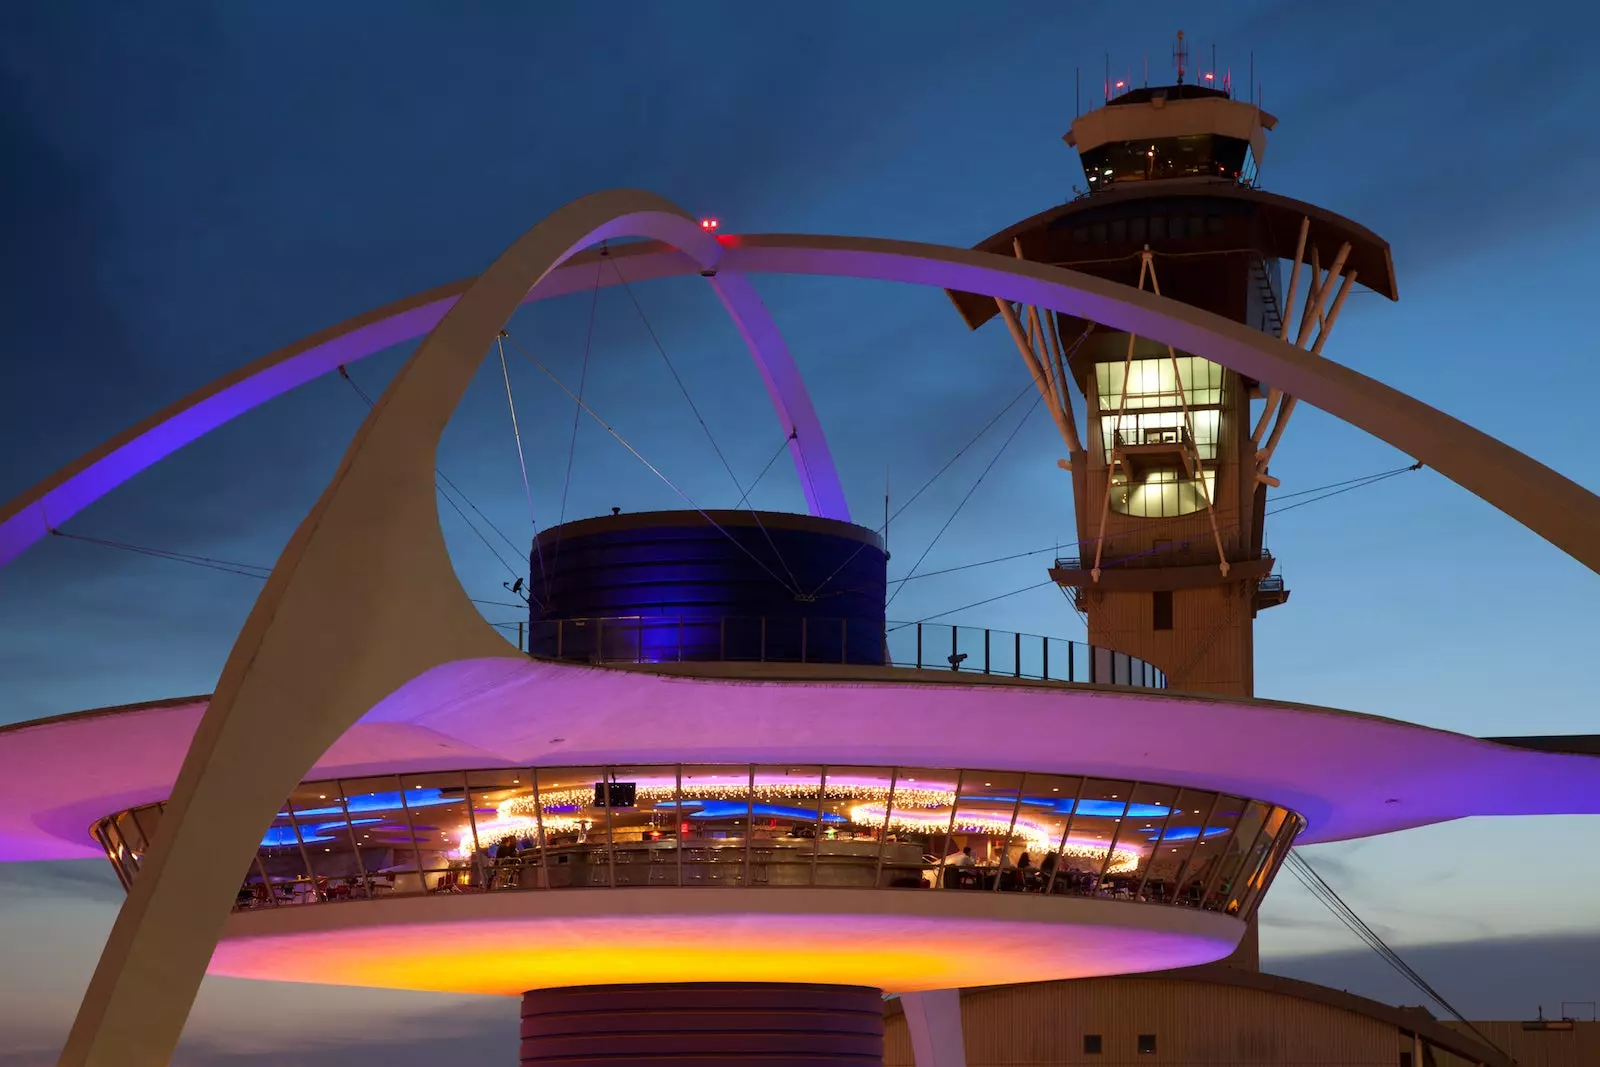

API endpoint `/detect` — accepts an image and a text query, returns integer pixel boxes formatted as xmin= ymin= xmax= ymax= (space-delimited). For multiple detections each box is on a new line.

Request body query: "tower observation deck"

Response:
xmin=947 ymin=37 xmax=1398 ymax=700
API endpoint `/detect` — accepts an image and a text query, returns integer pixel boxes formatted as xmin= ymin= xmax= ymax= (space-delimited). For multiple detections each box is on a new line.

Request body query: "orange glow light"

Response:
xmin=211 ymin=897 xmax=1237 ymax=995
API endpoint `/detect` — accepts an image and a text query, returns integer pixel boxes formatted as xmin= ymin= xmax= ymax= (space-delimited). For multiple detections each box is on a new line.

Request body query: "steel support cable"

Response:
xmin=883 ymin=462 xmax=1427 ymax=629
xmin=494 ymin=333 xmax=548 ymax=599
xmin=610 ymin=258 xmax=802 ymax=597
xmin=46 ymin=529 xmax=271 ymax=579
xmin=1284 ymin=851 xmax=1508 ymax=1059
xmin=813 ymin=323 xmax=1094 ymax=601
xmin=44 ymin=532 xmax=531 ymax=619
xmin=819 ymin=460 xmax=1426 ymax=602
xmin=733 ymin=429 xmax=799 ymax=510
xmin=548 ymin=252 xmax=607 ymax=593
xmin=336 ymin=365 xmax=532 ymax=591
xmin=805 ymin=377 xmax=1039 ymax=601
xmin=503 ymin=330 xmax=801 ymax=598
xmin=885 ymin=392 xmax=1045 ymax=609
xmin=887 ymin=579 xmax=1058 ymax=631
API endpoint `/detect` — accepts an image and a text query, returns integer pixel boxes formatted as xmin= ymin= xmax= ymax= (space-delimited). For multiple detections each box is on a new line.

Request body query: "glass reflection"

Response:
xmin=91 ymin=770 xmax=1302 ymax=925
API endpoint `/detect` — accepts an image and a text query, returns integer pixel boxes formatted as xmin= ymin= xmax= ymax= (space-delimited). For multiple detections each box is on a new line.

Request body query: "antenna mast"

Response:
xmin=1173 ymin=30 xmax=1187 ymax=85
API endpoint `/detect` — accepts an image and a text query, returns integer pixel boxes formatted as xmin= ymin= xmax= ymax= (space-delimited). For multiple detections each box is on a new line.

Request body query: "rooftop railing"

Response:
xmin=519 ymin=616 xmax=1165 ymax=690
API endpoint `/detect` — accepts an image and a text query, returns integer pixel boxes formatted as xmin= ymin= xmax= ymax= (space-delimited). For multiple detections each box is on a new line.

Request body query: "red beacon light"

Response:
xmin=699 ymin=218 xmax=720 ymax=231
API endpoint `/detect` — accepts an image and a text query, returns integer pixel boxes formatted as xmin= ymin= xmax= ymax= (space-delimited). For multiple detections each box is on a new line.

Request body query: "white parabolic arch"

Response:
xmin=32 ymin=190 xmax=1600 ymax=1067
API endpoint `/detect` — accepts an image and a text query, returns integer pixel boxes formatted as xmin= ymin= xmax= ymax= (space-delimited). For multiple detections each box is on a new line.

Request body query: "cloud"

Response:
xmin=1267 ymin=932 xmax=1600 ymax=1022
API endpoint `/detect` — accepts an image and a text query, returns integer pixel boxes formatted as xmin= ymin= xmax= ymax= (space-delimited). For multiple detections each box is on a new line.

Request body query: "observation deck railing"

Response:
xmin=522 ymin=616 xmax=1165 ymax=690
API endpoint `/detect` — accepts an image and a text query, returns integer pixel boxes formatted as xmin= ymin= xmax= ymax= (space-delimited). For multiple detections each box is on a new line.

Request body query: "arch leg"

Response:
xmin=57 ymin=191 xmax=723 ymax=1067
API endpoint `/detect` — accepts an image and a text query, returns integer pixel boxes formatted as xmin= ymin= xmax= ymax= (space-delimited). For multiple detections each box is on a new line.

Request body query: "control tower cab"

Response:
xmin=947 ymin=36 xmax=1398 ymax=701
xmin=1071 ymin=81 xmax=1269 ymax=192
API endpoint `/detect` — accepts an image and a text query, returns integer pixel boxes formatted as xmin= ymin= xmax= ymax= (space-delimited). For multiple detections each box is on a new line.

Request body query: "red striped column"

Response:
xmin=519 ymin=983 xmax=884 ymax=1065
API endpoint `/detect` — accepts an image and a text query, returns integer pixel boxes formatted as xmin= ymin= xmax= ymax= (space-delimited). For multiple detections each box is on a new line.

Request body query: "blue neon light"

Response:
xmin=656 ymin=800 xmax=847 ymax=824
xmin=1134 ymin=825 xmax=1230 ymax=841
xmin=290 ymin=788 xmax=457 ymax=819
xmin=260 ymin=817 xmax=384 ymax=848
xmin=998 ymin=797 xmax=1171 ymax=818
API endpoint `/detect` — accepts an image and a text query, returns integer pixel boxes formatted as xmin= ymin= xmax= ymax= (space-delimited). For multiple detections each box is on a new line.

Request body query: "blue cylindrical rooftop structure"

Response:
xmin=527 ymin=510 xmax=887 ymax=666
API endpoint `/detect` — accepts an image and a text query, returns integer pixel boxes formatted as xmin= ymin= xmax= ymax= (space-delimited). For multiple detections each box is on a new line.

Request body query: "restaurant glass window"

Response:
xmin=812 ymin=766 xmax=898 ymax=889
xmin=887 ymin=767 xmax=963 ymax=887
xmin=1236 ymin=806 xmax=1297 ymax=917
xmin=671 ymin=764 xmax=749 ymax=886
xmin=396 ymin=771 xmax=474 ymax=893
xmin=600 ymin=764 xmax=678 ymax=888
xmin=282 ymin=782 xmax=353 ymax=903
xmin=734 ymin=764 xmax=823 ymax=888
xmin=1060 ymin=779 xmax=1135 ymax=895
xmin=1019 ymin=773 xmax=1082 ymax=895
xmin=1178 ymin=794 xmax=1244 ymax=906
xmin=945 ymin=771 xmax=1023 ymax=890
xmin=1138 ymin=788 xmax=1214 ymax=903
xmin=1203 ymin=798 xmax=1266 ymax=912
xmin=1122 ymin=782 xmax=1180 ymax=897
xmin=333 ymin=775 xmax=422 ymax=896
xmin=467 ymin=768 xmax=535 ymax=891
xmin=531 ymin=766 xmax=607 ymax=888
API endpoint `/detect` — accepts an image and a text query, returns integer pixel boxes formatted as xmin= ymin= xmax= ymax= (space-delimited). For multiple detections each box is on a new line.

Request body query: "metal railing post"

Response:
xmin=983 ymin=629 xmax=991 ymax=675
xmin=916 ymin=624 xmax=923 ymax=669
xmin=760 ymin=616 xmax=767 ymax=662
xmin=840 ymin=617 xmax=847 ymax=664
xmin=1068 ymin=640 xmax=1075 ymax=682
xmin=1014 ymin=631 xmax=1021 ymax=677
xmin=719 ymin=616 xmax=726 ymax=660
xmin=801 ymin=617 xmax=808 ymax=663
xmin=677 ymin=617 xmax=684 ymax=663
xmin=556 ymin=619 xmax=563 ymax=659
xmin=950 ymin=625 xmax=958 ymax=671
xmin=1041 ymin=634 xmax=1049 ymax=680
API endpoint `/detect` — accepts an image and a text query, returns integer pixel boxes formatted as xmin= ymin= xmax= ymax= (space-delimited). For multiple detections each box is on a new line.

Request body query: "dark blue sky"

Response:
xmin=3 ymin=3 xmax=1598 ymax=1063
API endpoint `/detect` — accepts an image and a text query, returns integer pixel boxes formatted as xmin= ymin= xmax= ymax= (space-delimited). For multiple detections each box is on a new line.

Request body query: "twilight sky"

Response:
xmin=2 ymin=2 xmax=1598 ymax=1063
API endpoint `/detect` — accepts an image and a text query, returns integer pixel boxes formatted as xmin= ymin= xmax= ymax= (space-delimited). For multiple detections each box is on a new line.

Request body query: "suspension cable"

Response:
xmin=1285 ymin=851 xmax=1508 ymax=1058
xmin=806 ymin=377 xmax=1039 ymax=600
xmin=46 ymin=531 xmax=530 ymax=619
xmin=886 ymin=392 xmax=1044 ymax=608
xmin=611 ymin=256 xmax=802 ymax=595
xmin=336 ymin=365 xmax=533 ymax=596
xmin=503 ymin=330 xmax=801 ymax=597
xmin=495 ymin=332 xmax=547 ymax=596
xmin=548 ymin=250 xmax=607 ymax=591
xmin=888 ymin=579 xmax=1059 ymax=630
xmin=733 ymin=429 xmax=799 ymax=510
xmin=859 ymin=460 xmax=1427 ymax=594
xmin=883 ymin=459 xmax=1427 ymax=628
xmin=46 ymin=529 xmax=270 ymax=579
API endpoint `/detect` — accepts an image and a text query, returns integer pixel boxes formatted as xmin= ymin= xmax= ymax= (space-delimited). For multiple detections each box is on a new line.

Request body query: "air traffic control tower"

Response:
xmin=948 ymin=33 xmax=1397 ymax=700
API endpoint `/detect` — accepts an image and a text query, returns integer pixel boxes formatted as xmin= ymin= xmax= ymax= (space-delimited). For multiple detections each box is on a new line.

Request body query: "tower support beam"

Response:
xmin=901 ymin=988 xmax=967 ymax=1067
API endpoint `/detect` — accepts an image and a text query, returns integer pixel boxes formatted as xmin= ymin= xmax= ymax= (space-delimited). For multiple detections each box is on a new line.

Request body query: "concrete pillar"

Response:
xmin=900 ymin=988 xmax=966 ymax=1067
xmin=519 ymin=983 xmax=884 ymax=1065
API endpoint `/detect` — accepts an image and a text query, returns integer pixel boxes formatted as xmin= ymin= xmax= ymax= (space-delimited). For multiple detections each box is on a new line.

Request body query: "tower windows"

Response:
xmin=1138 ymin=1033 xmax=1158 ymax=1054
xmin=1083 ymin=1034 xmax=1103 ymax=1054
xmin=1153 ymin=590 xmax=1173 ymax=631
